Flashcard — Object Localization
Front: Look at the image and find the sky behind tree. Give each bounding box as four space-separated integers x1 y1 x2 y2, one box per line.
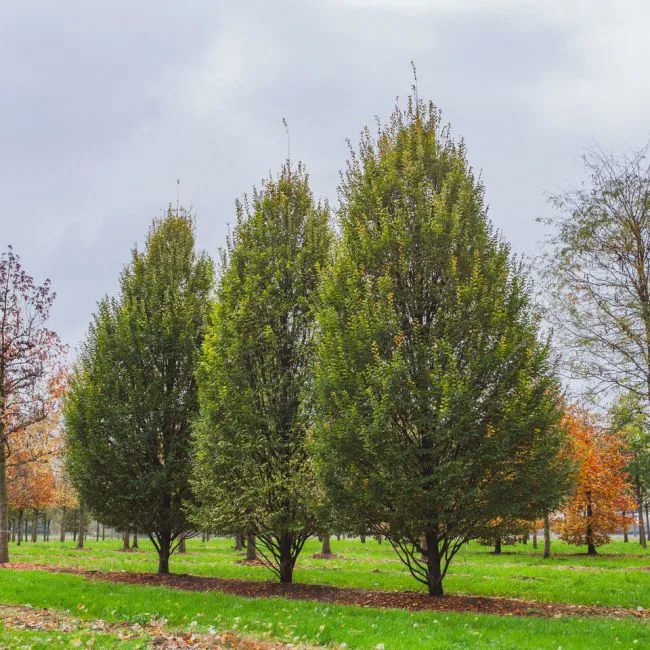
2 0 649 349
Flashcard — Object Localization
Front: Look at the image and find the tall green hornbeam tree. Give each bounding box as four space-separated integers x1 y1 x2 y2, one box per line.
312 96 573 596
64 209 214 573
192 163 331 584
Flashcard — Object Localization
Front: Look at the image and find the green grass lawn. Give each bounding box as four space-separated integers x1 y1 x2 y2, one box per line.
3 536 650 648
1 569 650 649
7 535 650 609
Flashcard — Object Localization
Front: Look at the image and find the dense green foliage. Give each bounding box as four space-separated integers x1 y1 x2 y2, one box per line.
64 209 214 573
313 97 572 595
192 164 332 583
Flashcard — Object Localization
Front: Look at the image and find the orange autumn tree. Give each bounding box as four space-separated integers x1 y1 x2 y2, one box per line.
52 465 78 542
7 452 56 544
555 409 635 555
6 414 61 544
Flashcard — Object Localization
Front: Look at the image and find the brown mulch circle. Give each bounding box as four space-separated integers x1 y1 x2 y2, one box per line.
235 559 267 567
311 553 345 560
2 562 649 620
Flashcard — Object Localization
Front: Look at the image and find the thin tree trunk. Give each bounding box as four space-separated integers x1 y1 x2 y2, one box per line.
543 513 551 559
586 498 597 555
16 510 23 546
31 510 38 543
60 507 66 542
623 511 629 542
102 525 105 541
637 480 647 548
96 521 100 542
76 504 84 549
132 530 139 548
424 532 444 596
0 437 8 563
321 533 332 555
122 530 130 550
246 533 257 561
494 538 502 554
178 536 186 553
532 529 538 550
360 535 366 543
234 535 243 551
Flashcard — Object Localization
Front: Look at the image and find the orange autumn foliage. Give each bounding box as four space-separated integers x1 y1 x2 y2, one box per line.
7 453 55 512
555 409 635 550
6 415 60 513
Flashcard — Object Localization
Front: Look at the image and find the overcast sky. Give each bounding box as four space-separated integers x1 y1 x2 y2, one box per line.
2 0 649 350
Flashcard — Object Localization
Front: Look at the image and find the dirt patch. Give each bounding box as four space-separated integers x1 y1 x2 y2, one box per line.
3 562 649 620
236 559 267 567
311 553 345 560
0 603 301 649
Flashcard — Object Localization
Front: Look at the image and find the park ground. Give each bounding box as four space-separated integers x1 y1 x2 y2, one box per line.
1 536 650 648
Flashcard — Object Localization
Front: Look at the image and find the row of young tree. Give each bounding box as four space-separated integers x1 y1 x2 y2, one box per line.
2 92 650 597
61 96 572 596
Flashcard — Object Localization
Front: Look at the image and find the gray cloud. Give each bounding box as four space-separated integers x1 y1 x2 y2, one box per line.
1 0 649 350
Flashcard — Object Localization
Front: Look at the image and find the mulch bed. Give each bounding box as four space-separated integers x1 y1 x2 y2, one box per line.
311 553 344 560
235 559 267 567
2 562 649 620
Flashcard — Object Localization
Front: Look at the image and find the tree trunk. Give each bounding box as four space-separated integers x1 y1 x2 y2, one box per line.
76 504 84 549
532 530 538 549
96 521 100 542
637 480 647 548
543 513 551 559
586 498 597 555
494 538 502 554
0 438 8 563
279 533 294 583
522 532 529 544
424 532 444 596
158 535 171 574
321 533 332 555
246 533 257 561
132 531 139 548
122 530 130 550
60 507 66 542
623 511 629 542
234 535 243 551
178 536 186 553
360 535 366 543
16 510 24 546
102 525 105 541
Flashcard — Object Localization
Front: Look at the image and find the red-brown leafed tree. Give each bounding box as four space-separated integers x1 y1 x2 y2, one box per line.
555 408 636 555
0 246 64 562
8 449 56 544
